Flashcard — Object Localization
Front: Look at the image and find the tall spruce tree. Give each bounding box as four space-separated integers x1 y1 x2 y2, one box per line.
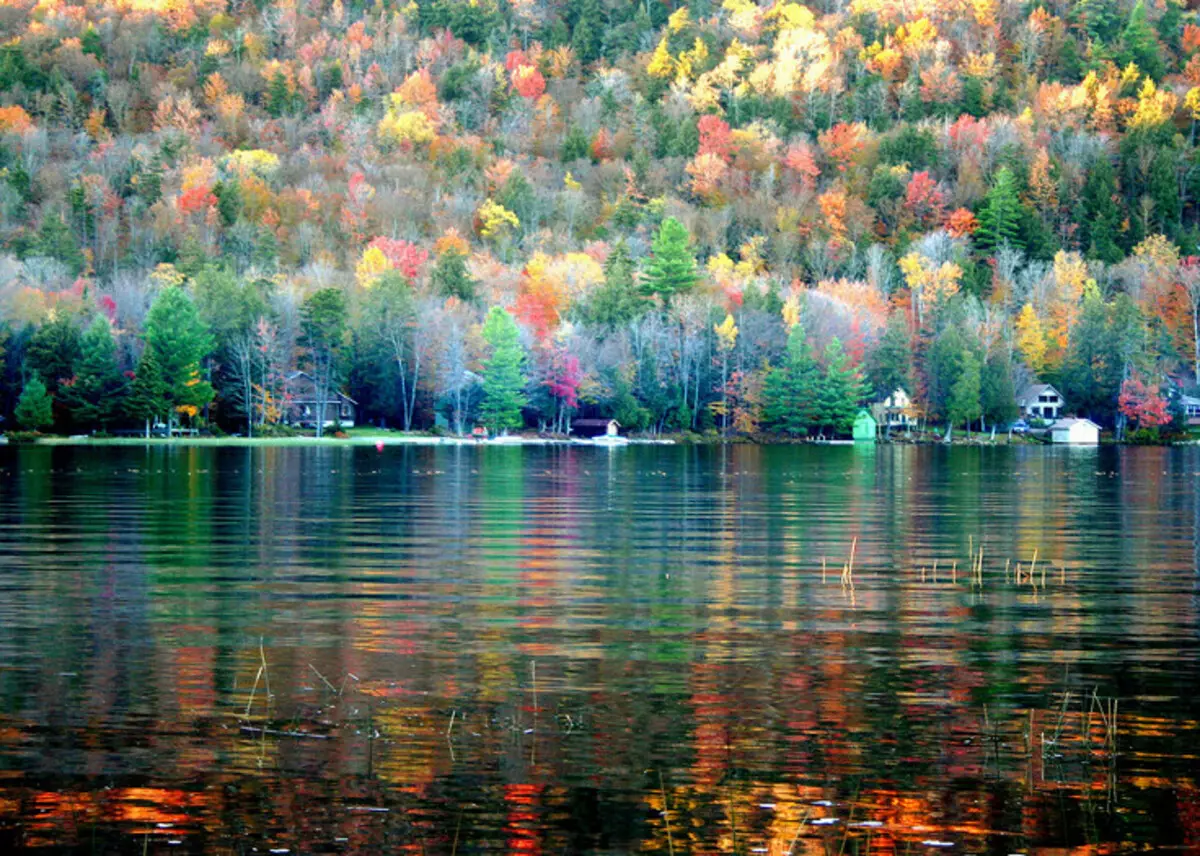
14 377 53 430
816 337 867 436
981 346 1018 430
63 315 126 429
762 324 820 436
974 168 1024 254
127 346 169 437
641 217 698 305
299 288 348 437
1080 157 1124 263
479 307 528 434
143 285 215 430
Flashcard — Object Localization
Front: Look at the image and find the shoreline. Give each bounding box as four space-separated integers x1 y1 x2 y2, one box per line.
3 432 1188 448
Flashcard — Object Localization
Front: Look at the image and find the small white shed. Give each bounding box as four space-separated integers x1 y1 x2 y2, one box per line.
1050 418 1100 444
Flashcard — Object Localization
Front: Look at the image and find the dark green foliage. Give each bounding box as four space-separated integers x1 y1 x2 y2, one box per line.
573 241 644 331
26 314 81 389
946 347 982 430
479 306 527 433
762 325 820 436
877 125 939 170
561 126 590 162
815 337 867 435
432 250 477 301
300 288 349 437
26 213 86 274
981 346 1018 427
641 217 698 304
62 315 126 428
126 346 168 430
14 377 53 430
1079 157 1124 263
1119 1 1163 80
974 168 1024 254
866 311 913 400
212 180 242 227
142 285 215 424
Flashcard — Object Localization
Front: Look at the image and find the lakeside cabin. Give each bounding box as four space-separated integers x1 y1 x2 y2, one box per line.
284 371 357 429
874 387 916 431
1182 394 1200 427
1049 417 1100 444
852 409 877 442
571 418 621 439
1018 383 1064 421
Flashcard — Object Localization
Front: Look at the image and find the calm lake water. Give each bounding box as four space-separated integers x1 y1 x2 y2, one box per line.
0 443 1197 854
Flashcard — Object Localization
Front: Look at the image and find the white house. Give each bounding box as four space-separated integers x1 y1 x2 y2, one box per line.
1182 394 1200 427
875 387 916 430
1018 383 1064 421
1049 417 1100 444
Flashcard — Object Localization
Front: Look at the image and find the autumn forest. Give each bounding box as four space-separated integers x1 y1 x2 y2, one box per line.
2 0 1200 439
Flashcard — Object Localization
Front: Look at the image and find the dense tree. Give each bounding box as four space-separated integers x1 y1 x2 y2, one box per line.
432 249 477 302
0 0 1193 444
866 312 913 400
981 347 1018 430
641 218 698 305
479 306 527 434
62 316 126 429
299 288 348 438
815 338 867 436
141 286 215 431
763 325 821 436
974 168 1024 254
26 314 81 391
14 377 52 430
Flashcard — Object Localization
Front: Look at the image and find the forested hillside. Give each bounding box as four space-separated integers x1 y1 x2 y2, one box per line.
1 0 1199 438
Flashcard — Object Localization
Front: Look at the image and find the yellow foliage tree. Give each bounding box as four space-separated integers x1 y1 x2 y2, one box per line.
356 245 390 287
1014 302 1047 376
899 251 961 326
477 198 519 240
648 37 674 79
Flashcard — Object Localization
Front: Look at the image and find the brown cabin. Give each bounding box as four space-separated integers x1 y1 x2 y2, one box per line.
284 371 357 429
571 418 620 438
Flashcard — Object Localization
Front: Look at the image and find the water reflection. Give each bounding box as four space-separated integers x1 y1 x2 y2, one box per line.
0 444 1198 853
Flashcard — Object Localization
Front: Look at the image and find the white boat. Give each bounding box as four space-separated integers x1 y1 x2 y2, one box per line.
575 435 629 446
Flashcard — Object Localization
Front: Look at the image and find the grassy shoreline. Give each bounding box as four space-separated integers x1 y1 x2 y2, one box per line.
3 428 1192 448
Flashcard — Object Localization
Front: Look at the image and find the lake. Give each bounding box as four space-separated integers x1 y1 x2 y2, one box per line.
0 443 1197 854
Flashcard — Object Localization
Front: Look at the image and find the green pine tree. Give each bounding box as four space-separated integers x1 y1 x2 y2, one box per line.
479 306 528 434
1119 0 1164 80
974 167 1025 254
980 347 1018 429
641 217 698 305
816 337 867 436
1080 157 1124 263
14 377 53 431
126 345 169 436
432 249 477 301
947 347 983 432
865 311 913 400
63 315 127 429
26 313 82 390
143 285 215 428
576 241 644 331
762 325 820 436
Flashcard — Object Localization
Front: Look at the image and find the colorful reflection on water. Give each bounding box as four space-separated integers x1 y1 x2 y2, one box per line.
0 443 1198 854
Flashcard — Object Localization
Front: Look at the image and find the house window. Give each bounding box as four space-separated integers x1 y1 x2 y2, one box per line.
341 406 349 418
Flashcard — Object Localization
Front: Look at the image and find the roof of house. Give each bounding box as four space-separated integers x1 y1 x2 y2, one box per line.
572 418 619 428
1050 417 1100 430
1019 383 1061 401
285 371 359 405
